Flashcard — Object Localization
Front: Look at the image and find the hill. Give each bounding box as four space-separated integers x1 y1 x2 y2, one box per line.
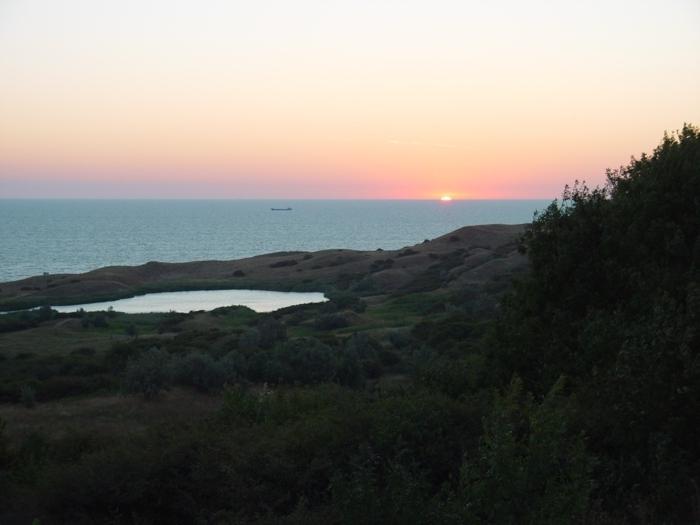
0 223 527 311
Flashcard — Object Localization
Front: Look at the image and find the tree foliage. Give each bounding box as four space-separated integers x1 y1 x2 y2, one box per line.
493 124 700 520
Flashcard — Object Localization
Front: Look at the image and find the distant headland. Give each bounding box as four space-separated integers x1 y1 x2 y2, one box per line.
0 223 527 312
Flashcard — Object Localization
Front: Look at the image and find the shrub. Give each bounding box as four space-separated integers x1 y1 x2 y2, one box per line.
388 330 411 349
256 316 287 348
345 333 380 359
156 312 187 333
106 338 158 372
326 292 367 313
314 313 349 330
20 384 36 408
37 375 114 401
123 347 171 399
0 417 10 468
239 328 261 350
70 347 96 357
491 125 700 520
220 350 248 384
37 305 53 322
278 338 336 384
170 353 225 392
454 378 594 523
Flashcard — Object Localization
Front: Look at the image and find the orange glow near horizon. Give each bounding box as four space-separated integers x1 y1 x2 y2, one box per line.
1 0 699 199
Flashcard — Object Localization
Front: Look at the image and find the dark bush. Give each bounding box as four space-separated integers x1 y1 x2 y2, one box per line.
170 353 225 392
20 384 36 408
220 350 248 384
239 327 261 350
492 125 700 520
106 338 159 372
123 348 171 399
314 314 349 330
256 316 287 348
70 347 96 357
37 375 114 401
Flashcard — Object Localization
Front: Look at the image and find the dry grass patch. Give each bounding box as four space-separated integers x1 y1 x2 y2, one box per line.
0 387 222 444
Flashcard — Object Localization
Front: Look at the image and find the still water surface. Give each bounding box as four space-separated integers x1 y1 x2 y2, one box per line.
50 289 327 314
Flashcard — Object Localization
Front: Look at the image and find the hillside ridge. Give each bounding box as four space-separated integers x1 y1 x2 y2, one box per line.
0 223 527 311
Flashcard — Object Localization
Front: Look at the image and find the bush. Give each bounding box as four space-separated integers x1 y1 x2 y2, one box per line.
123 347 171 399
239 328 261 350
388 330 411 349
0 417 10 468
20 384 36 408
326 293 368 313
106 338 157 372
314 314 349 330
37 375 114 401
156 312 187 333
274 338 337 384
220 350 248 384
492 125 700 520
453 378 594 523
170 353 225 392
256 316 287 348
70 347 96 357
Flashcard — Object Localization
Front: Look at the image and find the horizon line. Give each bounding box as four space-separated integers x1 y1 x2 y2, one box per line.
0 196 555 201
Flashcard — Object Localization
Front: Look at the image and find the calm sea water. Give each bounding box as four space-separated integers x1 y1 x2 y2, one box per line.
0 199 549 283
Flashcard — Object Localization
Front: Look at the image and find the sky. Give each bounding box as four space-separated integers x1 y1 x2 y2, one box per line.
1 0 699 199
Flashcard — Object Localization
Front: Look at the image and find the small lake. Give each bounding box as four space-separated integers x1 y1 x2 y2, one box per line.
50 289 327 314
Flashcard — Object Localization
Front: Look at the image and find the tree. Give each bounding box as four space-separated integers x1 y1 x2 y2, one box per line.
492 124 700 520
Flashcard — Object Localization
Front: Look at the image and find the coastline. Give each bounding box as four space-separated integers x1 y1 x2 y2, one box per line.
0 223 528 312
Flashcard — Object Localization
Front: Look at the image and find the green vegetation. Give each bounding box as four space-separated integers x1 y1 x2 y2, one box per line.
0 125 698 523
490 124 700 521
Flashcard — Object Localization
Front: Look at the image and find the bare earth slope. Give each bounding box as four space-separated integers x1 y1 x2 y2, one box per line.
0 224 527 311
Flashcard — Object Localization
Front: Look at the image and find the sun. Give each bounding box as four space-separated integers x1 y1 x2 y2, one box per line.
440 195 453 201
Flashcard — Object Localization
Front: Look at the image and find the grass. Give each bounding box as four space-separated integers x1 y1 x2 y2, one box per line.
0 323 122 358
0 387 222 444
357 291 449 328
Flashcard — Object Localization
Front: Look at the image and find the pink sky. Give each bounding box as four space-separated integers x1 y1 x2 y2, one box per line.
1 0 699 199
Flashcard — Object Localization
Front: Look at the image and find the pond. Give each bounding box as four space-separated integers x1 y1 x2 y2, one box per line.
50 289 327 314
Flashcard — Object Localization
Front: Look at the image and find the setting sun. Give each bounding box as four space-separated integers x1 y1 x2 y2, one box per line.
440 195 453 201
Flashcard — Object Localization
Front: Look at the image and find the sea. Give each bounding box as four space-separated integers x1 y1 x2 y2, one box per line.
0 199 550 283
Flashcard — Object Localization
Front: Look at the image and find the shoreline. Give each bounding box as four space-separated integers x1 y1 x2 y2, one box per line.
0 223 528 312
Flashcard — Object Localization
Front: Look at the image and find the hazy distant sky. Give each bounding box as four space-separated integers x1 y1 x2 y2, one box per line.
1 0 699 199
